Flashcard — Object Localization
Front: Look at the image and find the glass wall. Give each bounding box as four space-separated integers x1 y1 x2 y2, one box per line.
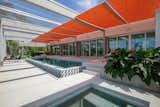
97 39 104 56
131 33 145 50
90 40 97 56
52 31 155 57
80 41 89 56
146 32 155 49
109 37 117 50
118 36 128 49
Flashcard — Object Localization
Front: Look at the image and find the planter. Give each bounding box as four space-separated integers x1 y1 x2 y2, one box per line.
100 71 160 93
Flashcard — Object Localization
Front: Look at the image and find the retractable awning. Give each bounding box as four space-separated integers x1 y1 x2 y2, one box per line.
108 0 160 22
33 0 160 43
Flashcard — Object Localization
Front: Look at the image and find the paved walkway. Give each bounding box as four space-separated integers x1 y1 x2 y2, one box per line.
0 61 160 107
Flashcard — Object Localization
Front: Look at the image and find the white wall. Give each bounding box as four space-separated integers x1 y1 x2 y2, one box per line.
0 20 6 64
0 20 2 64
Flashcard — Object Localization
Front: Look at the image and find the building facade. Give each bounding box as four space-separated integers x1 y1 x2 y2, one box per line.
51 16 158 57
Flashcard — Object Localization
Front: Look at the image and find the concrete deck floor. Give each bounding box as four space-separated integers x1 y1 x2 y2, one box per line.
0 60 160 107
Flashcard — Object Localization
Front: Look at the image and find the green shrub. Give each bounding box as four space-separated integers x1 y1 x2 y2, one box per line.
104 48 160 86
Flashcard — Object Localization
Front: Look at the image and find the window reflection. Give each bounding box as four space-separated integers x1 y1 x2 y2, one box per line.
146 32 155 49
109 37 117 50
131 34 145 50
118 36 128 49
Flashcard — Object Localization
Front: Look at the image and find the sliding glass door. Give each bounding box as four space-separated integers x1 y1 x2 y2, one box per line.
146 32 155 49
118 36 128 49
80 41 89 56
109 37 117 50
53 45 60 55
131 34 145 50
97 39 104 56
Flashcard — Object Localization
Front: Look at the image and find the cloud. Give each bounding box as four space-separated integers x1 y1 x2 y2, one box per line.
76 0 100 10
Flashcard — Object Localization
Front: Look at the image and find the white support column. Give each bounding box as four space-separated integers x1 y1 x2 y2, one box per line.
128 34 132 49
3 31 6 59
0 19 2 65
144 32 147 50
89 40 91 56
156 9 160 47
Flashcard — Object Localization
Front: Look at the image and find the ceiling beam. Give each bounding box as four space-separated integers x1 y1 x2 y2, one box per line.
104 1 128 24
74 18 105 31
3 26 42 35
3 30 38 39
1 18 50 33
0 5 62 25
5 35 34 40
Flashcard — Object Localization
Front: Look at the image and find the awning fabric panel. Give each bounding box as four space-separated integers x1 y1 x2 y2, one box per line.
33 0 160 43
51 20 96 35
76 3 125 28
37 33 67 39
108 0 160 22
32 39 53 43
33 33 67 42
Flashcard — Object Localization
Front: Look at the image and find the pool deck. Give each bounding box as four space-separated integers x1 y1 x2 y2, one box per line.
0 60 160 107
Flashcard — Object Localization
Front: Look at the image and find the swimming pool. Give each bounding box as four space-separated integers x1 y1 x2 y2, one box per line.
27 57 83 78
24 84 149 107
34 57 82 68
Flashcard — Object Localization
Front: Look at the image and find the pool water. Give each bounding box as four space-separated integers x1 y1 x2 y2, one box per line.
34 58 82 68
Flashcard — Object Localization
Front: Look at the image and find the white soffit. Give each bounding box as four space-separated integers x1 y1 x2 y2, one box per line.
25 0 79 19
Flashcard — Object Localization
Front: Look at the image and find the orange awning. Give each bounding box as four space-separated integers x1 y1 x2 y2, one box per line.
33 0 160 43
51 20 96 35
33 33 68 42
32 39 54 43
37 33 67 39
108 0 160 22
76 2 125 28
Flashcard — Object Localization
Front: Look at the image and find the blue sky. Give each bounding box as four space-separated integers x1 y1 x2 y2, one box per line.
0 0 104 27
54 0 104 12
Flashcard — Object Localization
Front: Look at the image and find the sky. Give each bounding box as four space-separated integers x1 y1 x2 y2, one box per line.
54 0 104 12
0 0 104 28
